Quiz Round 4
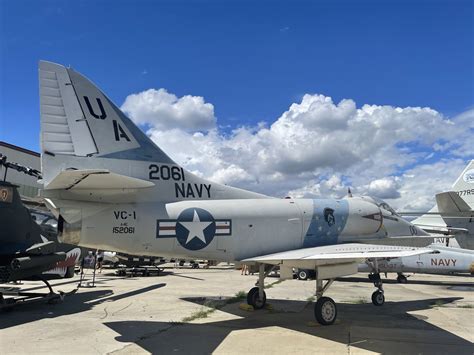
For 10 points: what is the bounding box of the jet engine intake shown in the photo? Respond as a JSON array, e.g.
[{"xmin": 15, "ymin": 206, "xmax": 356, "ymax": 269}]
[{"xmin": 57, "ymin": 216, "xmax": 82, "ymax": 245}]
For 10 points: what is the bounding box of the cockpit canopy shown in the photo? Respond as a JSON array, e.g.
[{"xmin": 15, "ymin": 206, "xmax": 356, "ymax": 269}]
[{"xmin": 353, "ymin": 196, "xmax": 399, "ymax": 216}]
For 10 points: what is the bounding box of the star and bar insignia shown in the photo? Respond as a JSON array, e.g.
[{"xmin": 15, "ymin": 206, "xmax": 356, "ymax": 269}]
[{"xmin": 156, "ymin": 207, "xmax": 231, "ymax": 251}]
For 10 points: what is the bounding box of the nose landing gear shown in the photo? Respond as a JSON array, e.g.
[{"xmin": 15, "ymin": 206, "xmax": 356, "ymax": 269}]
[{"xmin": 368, "ymin": 259, "xmax": 385, "ymax": 306}]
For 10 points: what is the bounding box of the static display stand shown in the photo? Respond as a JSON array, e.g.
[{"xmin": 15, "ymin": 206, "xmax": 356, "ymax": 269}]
[{"xmin": 78, "ymin": 255, "xmax": 97, "ymax": 288}]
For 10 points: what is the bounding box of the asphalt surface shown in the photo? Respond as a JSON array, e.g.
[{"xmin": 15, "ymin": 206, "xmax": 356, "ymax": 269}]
[{"xmin": 0, "ymin": 265, "xmax": 473, "ymax": 354}]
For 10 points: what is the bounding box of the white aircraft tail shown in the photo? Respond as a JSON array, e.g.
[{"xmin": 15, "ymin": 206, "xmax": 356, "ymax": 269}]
[
  {"xmin": 412, "ymin": 160, "xmax": 474, "ymax": 249},
  {"xmin": 450, "ymin": 160, "xmax": 474, "ymax": 208},
  {"xmin": 39, "ymin": 61, "xmax": 267, "ymax": 202}
]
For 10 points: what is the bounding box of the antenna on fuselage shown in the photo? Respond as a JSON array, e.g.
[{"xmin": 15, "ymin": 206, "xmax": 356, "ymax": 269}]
[{"xmin": 347, "ymin": 188, "xmax": 353, "ymax": 198}]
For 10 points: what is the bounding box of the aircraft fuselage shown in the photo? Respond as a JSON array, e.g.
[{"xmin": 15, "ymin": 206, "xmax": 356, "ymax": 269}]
[{"xmin": 57, "ymin": 197, "xmax": 424, "ymax": 262}]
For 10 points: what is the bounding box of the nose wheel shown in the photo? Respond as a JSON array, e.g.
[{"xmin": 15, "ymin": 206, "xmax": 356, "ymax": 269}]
[
  {"xmin": 367, "ymin": 259, "xmax": 386, "ymax": 306},
  {"xmin": 368, "ymin": 272, "xmax": 385, "ymax": 306},
  {"xmin": 371, "ymin": 290, "xmax": 385, "ymax": 306}
]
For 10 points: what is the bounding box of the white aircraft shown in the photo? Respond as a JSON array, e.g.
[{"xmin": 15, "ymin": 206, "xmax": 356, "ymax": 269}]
[
  {"xmin": 38, "ymin": 61, "xmax": 440, "ymax": 325},
  {"xmin": 407, "ymin": 161, "xmax": 474, "ymax": 249},
  {"xmin": 359, "ymin": 245, "xmax": 474, "ymax": 283}
]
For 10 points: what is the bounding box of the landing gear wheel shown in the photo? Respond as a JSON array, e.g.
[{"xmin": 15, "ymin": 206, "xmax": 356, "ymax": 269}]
[
  {"xmin": 371, "ymin": 290, "xmax": 385, "ymax": 306},
  {"xmin": 314, "ymin": 297, "xmax": 337, "ymax": 325},
  {"xmin": 247, "ymin": 287, "xmax": 266, "ymax": 309},
  {"xmin": 397, "ymin": 274, "xmax": 407, "ymax": 284},
  {"xmin": 298, "ymin": 270, "xmax": 308, "ymax": 280}
]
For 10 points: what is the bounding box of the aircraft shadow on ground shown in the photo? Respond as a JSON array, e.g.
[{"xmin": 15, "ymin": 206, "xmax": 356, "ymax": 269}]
[
  {"xmin": 105, "ymin": 296, "xmax": 472, "ymax": 354},
  {"xmin": 0, "ymin": 283, "xmax": 166, "ymax": 329},
  {"xmin": 337, "ymin": 276, "xmax": 474, "ymax": 288}
]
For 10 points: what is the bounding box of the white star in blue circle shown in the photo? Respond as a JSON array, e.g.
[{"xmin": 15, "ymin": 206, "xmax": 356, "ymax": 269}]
[{"xmin": 175, "ymin": 208, "xmax": 216, "ymax": 250}]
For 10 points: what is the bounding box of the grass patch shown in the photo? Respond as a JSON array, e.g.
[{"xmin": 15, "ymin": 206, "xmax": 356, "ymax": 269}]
[
  {"xmin": 306, "ymin": 296, "xmax": 316, "ymax": 302},
  {"xmin": 182, "ymin": 300, "xmax": 218, "ymax": 322},
  {"xmin": 264, "ymin": 279, "xmax": 284, "ymax": 289},
  {"xmin": 431, "ymin": 300, "xmax": 445, "ymax": 308},
  {"xmin": 182, "ymin": 292, "xmax": 249, "ymax": 322},
  {"xmin": 344, "ymin": 298, "xmax": 367, "ymax": 304},
  {"xmin": 226, "ymin": 290, "xmax": 247, "ymax": 304},
  {"xmin": 457, "ymin": 304, "xmax": 474, "ymax": 309}
]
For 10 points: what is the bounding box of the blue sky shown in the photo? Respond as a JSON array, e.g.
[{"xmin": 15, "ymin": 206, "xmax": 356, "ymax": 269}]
[
  {"xmin": 0, "ymin": 0, "xmax": 473, "ymax": 209},
  {"xmin": 1, "ymin": 0, "xmax": 473, "ymax": 152}
]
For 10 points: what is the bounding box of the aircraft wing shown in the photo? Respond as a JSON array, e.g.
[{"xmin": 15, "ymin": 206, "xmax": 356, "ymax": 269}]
[
  {"xmin": 44, "ymin": 169, "xmax": 154, "ymax": 190},
  {"xmin": 243, "ymin": 243, "xmax": 436, "ymax": 277}
]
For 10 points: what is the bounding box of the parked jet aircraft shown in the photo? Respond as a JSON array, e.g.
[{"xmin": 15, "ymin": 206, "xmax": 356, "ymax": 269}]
[
  {"xmin": 359, "ymin": 245, "xmax": 474, "ymax": 282},
  {"xmin": 297, "ymin": 244, "xmax": 474, "ymax": 282},
  {"xmin": 407, "ymin": 161, "xmax": 474, "ymax": 249},
  {"xmin": 38, "ymin": 61, "xmax": 439, "ymax": 325}
]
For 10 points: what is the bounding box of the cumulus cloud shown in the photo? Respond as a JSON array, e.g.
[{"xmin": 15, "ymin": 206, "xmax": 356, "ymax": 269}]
[
  {"xmin": 121, "ymin": 89, "xmax": 473, "ymax": 211},
  {"xmin": 385, "ymin": 159, "xmax": 468, "ymax": 211},
  {"xmin": 364, "ymin": 177, "xmax": 402, "ymax": 199},
  {"xmin": 121, "ymin": 89, "xmax": 216, "ymax": 131}
]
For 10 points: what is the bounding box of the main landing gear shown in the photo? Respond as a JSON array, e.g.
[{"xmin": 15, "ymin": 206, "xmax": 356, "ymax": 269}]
[
  {"xmin": 245, "ymin": 264, "xmax": 338, "ymax": 325},
  {"xmin": 246, "ymin": 264, "xmax": 268, "ymax": 309},
  {"xmin": 314, "ymin": 279, "xmax": 337, "ymax": 325}
]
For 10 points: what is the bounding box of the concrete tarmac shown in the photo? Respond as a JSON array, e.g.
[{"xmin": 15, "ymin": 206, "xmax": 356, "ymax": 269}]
[{"xmin": 0, "ymin": 265, "xmax": 473, "ymax": 354}]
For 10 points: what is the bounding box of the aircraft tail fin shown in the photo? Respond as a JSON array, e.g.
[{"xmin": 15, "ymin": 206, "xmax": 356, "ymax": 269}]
[
  {"xmin": 450, "ymin": 160, "xmax": 474, "ymax": 208},
  {"xmin": 39, "ymin": 61, "xmax": 174, "ymax": 186},
  {"xmin": 39, "ymin": 61, "xmax": 267, "ymax": 202},
  {"xmin": 411, "ymin": 160, "xmax": 474, "ymax": 235}
]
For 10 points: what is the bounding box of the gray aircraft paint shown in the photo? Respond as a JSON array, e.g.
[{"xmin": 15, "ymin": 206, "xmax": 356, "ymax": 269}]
[
  {"xmin": 39, "ymin": 61, "xmax": 434, "ymax": 264},
  {"xmin": 57, "ymin": 196, "xmax": 425, "ymax": 262}
]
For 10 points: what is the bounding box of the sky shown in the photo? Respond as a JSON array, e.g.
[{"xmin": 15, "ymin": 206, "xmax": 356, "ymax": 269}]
[{"xmin": 0, "ymin": 0, "xmax": 473, "ymax": 210}]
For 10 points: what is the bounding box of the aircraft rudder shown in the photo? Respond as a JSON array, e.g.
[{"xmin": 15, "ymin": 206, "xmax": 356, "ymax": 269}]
[
  {"xmin": 452, "ymin": 160, "xmax": 474, "ymax": 208},
  {"xmin": 39, "ymin": 61, "xmax": 176, "ymax": 184}
]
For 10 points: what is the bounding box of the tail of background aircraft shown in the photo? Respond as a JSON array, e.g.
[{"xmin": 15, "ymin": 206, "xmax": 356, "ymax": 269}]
[
  {"xmin": 412, "ymin": 160, "xmax": 474, "ymax": 249},
  {"xmin": 39, "ymin": 61, "xmax": 266, "ymax": 203},
  {"xmin": 450, "ymin": 160, "xmax": 474, "ymax": 208}
]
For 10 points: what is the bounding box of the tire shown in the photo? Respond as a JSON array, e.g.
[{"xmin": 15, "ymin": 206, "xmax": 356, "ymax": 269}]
[
  {"xmin": 314, "ymin": 297, "xmax": 337, "ymax": 325},
  {"xmin": 246, "ymin": 287, "xmax": 266, "ymax": 309},
  {"xmin": 298, "ymin": 270, "xmax": 308, "ymax": 280},
  {"xmin": 397, "ymin": 275, "xmax": 407, "ymax": 284},
  {"xmin": 371, "ymin": 290, "xmax": 385, "ymax": 306}
]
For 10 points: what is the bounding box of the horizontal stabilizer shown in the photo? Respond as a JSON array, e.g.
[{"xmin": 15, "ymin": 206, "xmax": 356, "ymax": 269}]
[
  {"xmin": 436, "ymin": 191, "xmax": 472, "ymax": 214},
  {"xmin": 359, "ymin": 235, "xmax": 454, "ymax": 247},
  {"xmin": 45, "ymin": 169, "xmax": 154, "ymax": 190},
  {"xmin": 413, "ymin": 224, "xmax": 468, "ymax": 235}
]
